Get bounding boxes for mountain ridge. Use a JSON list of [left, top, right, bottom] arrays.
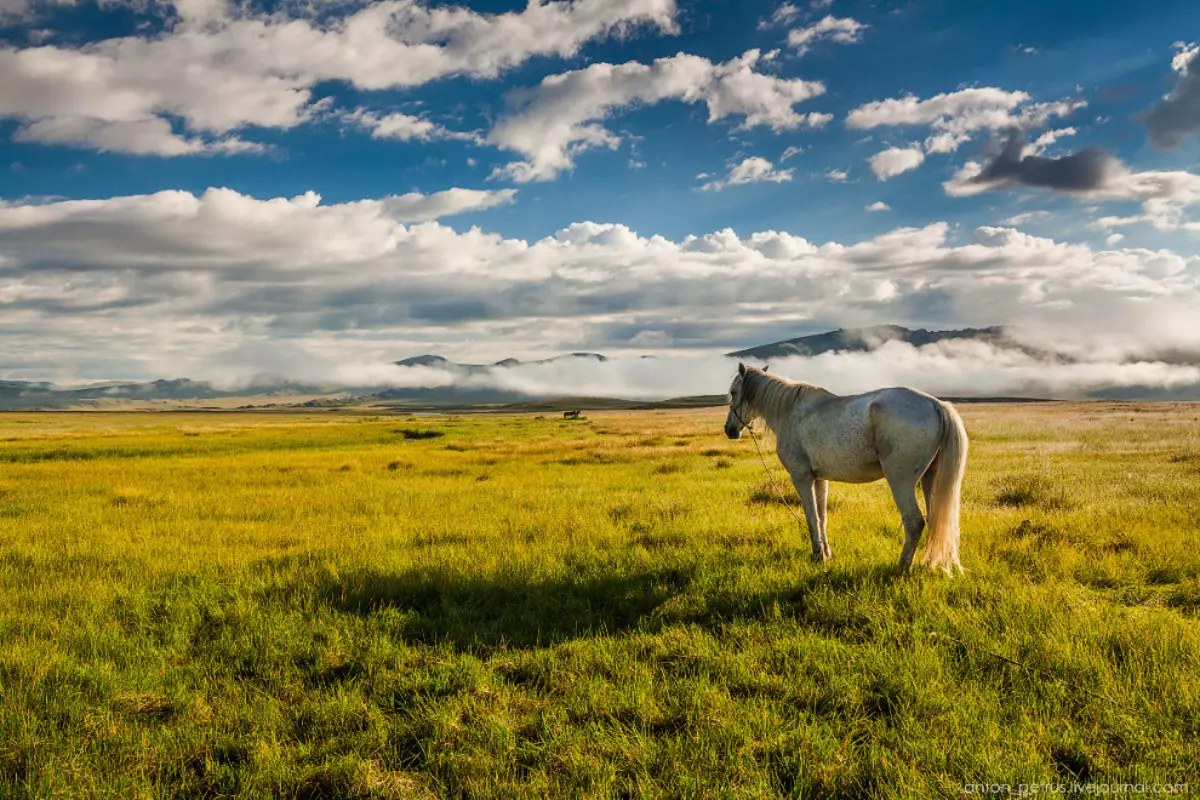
[[3, 325, 1197, 409]]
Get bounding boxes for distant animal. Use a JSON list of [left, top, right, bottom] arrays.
[[563, 410, 582, 419], [725, 363, 969, 574]]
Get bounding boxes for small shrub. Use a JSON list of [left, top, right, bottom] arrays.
[[995, 474, 1069, 509], [714, 458, 732, 470], [386, 460, 411, 471], [653, 462, 684, 475], [607, 504, 634, 522], [1011, 519, 1063, 546]]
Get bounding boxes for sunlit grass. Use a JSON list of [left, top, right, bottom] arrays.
[[0, 403, 1197, 797]]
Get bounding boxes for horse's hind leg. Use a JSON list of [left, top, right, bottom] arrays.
[[921, 460, 938, 520], [815, 479, 831, 560], [886, 472, 926, 571]]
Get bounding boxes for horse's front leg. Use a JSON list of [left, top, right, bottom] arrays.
[[787, 469, 826, 564], [814, 479, 831, 560]]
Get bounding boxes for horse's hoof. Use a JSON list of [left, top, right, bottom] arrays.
[[810, 552, 827, 564]]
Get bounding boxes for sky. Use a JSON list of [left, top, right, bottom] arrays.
[[2, 0, 1200, 391]]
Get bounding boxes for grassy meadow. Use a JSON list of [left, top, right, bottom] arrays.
[[0, 403, 1198, 797]]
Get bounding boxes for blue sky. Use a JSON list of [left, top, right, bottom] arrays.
[[1, 0, 1200, 386]]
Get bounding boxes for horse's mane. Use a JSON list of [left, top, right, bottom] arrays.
[[743, 369, 812, 432]]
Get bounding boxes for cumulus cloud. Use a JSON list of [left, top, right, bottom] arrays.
[[0, 0, 677, 155], [786, 16, 866, 56], [1143, 43, 1200, 149], [701, 156, 793, 190], [486, 49, 827, 181], [944, 132, 1200, 232], [3, 188, 1200, 384], [847, 87, 1030, 133], [341, 109, 478, 143], [868, 145, 924, 180], [963, 130, 1116, 192], [10, 116, 266, 157], [847, 87, 1086, 179], [865, 201, 890, 211], [826, 169, 848, 182]]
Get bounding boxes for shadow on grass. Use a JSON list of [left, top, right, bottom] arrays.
[[319, 563, 696, 651], [312, 557, 905, 653]]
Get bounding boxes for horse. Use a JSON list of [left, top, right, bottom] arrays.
[[724, 363, 969, 574]]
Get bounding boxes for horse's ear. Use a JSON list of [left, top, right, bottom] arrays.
[[762, 364, 769, 373], [737, 362, 746, 377]]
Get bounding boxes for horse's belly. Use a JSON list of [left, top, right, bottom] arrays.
[[815, 460, 884, 484]]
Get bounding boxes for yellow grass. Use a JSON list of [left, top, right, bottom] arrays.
[[0, 403, 1197, 797]]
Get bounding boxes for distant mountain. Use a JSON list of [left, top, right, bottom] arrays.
[[5, 326, 1200, 410], [726, 324, 1021, 361], [393, 352, 608, 372]]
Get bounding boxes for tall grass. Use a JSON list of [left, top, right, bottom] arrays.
[[0, 403, 1197, 797]]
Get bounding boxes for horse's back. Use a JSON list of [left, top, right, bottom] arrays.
[[793, 386, 945, 482], [792, 390, 884, 481]]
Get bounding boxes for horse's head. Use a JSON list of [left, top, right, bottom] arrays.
[[724, 362, 763, 439]]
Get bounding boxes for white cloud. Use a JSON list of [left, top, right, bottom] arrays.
[[826, 168, 848, 182], [1170, 41, 1198, 73], [487, 49, 827, 182], [780, 145, 807, 161], [759, 2, 800, 29], [787, 15, 866, 55], [946, 149, 1200, 232], [847, 87, 1030, 131], [380, 187, 518, 222], [868, 146, 924, 180], [1027, 127, 1076, 155], [1002, 210, 1050, 226], [342, 109, 477, 143], [701, 156, 793, 190], [11, 116, 265, 156], [865, 201, 890, 211], [3, 188, 1200, 385], [849, 87, 1086, 178], [0, 0, 677, 155]]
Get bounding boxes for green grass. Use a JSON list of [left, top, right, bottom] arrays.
[[0, 404, 1198, 798]]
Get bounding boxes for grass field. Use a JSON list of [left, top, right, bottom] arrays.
[[1, 403, 1198, 798]]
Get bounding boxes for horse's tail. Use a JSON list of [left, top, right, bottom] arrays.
[[923, 400, 969, 575]]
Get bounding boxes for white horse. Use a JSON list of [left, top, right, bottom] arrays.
[[725, 363, 969, 574]]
